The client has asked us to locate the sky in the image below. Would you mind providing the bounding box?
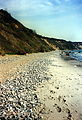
[0,0,82,42]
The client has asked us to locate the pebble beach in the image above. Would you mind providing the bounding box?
[0,51,82,120]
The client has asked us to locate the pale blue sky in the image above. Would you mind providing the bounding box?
[0,0,82,41]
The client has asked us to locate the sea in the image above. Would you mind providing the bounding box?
[69,50,82,62]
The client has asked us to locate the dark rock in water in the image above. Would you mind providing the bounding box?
[65,52,70,56]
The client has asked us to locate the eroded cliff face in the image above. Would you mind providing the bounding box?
[0,9,81,55]
[0,9,55,55]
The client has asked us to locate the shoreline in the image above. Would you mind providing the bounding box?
[60,50,82,68]
[36,51,82,120]
[0,51,82,120]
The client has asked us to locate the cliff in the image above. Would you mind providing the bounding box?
[0,9,81,55]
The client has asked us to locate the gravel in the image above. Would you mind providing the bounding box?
[0,53,53,120]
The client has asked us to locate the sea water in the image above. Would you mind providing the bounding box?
[69,50,82,62]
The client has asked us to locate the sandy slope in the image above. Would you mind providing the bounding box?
[36,51,82,120]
